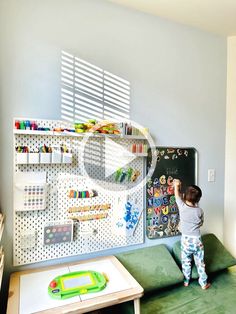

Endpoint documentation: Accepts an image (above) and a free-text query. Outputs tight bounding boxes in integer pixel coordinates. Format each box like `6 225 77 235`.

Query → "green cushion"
172 233 236 279
117 266 236 314
115 244 184 293
101 266 236 314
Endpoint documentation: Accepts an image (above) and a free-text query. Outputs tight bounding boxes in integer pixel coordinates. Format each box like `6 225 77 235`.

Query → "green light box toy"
48 270 108 300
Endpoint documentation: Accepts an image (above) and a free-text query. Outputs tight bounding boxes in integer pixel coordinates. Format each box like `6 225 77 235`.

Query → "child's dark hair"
184 185 202 204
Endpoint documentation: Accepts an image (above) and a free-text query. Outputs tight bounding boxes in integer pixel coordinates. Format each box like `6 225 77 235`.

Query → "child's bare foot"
202 283 211 290
183 282 189 287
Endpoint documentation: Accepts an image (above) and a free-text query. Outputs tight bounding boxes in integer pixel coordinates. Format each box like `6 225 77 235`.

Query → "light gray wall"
0 0 226 308
224 37 236 256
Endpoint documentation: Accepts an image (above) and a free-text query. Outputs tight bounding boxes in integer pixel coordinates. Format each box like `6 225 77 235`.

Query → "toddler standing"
174 179 210 289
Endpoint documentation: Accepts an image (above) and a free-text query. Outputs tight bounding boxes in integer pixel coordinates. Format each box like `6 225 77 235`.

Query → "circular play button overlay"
78 119 157 195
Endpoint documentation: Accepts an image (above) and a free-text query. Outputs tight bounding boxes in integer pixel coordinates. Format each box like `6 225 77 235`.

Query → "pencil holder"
62 153 73 164
28 153 40 164
16 153 28 164
51 151 62 163
40 153 51 164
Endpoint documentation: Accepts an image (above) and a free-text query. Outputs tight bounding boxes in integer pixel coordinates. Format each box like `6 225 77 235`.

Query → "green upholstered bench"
100 234 236 314
116 244 184 293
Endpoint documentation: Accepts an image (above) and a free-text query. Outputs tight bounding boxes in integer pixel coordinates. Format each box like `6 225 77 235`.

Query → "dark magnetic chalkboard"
146 147 197 239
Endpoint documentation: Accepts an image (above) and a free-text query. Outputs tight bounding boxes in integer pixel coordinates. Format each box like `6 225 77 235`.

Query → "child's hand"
173 179 182 198
173 179 181 187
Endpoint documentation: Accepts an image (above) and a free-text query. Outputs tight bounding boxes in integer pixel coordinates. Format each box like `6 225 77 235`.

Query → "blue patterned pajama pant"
181 235 208 287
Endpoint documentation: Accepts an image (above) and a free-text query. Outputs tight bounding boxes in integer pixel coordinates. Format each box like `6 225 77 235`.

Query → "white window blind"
61 51 130 122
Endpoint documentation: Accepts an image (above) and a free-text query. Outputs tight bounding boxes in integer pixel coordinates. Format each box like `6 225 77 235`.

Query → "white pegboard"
13 118 145 266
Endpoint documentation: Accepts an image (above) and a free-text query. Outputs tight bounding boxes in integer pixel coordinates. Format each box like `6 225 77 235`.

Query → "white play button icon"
104 137 137 178
79 118 157 193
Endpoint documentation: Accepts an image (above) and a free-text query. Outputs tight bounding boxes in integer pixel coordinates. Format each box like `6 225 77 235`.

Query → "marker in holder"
61 144 72 164
39 145 52 164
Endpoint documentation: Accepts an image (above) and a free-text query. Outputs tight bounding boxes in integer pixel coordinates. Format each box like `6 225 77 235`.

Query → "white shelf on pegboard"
13 129 147 140
120 152 148 157
122 135 147 140
13 129 54 136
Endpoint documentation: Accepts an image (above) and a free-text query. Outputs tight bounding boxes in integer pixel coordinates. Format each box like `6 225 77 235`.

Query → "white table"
7 255 143 314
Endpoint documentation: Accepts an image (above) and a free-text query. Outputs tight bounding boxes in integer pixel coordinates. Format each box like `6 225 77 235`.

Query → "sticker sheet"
146 147 197 239
113 199 143 237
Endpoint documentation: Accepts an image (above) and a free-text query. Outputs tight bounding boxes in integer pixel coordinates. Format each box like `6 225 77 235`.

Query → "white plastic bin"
20 230 37 249
51 151 62 163
16 153 28 164
62 153 73 164
28 153 40 164
40 153 51 164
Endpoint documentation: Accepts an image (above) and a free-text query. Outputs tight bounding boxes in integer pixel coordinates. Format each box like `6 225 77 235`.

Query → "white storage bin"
51 151 62 163
28 153 40 164
16 153 28 164
62 153 73 164
20 230 37 249
40 153 51 164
